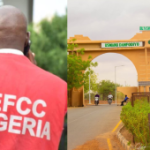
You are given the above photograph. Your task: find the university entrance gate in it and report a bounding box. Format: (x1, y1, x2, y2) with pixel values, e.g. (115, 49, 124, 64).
(68, 31, 150, 106)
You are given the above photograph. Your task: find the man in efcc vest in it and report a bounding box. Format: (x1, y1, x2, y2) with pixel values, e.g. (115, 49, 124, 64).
(0, 5, 67, 150)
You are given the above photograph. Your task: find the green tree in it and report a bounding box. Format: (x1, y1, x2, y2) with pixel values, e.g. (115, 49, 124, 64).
(97, 80, 122, 100)
(67, 39, 97, 90)
(84, 69, 98, 93)
(28, 13, 67, 81)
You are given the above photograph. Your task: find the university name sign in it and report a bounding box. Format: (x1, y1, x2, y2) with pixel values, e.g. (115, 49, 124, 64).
(102, 42, 143, 48)
(140, 26, 150, 31)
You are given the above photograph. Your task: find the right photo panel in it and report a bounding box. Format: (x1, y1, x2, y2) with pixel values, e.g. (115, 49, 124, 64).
(67, 0, 150, 149)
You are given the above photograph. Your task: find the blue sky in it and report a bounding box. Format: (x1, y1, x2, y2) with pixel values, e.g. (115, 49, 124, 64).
(33, 0, 67, 23)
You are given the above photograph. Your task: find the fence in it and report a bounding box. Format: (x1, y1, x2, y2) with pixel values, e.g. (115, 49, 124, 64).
(131, 92, 150, 107)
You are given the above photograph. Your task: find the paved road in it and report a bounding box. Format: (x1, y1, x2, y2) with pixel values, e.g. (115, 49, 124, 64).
(68, 104, 122, 150)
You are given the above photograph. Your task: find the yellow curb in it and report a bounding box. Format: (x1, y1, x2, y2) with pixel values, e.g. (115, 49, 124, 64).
(107, 138, 112, 150)
(112, 120, 122, 133)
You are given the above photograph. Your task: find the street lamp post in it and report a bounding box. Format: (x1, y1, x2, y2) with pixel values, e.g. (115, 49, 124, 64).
(89, 69, 91, 104)
(115, 65, 124, 105)
(89, 64, 91, 104)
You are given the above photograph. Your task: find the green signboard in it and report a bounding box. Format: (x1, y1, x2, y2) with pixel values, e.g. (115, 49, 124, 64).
(139, 26, 150, 31)
(101, 42, 143, 48)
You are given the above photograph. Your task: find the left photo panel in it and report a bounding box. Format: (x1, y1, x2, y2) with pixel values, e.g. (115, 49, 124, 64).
(0, 0, 67, 150)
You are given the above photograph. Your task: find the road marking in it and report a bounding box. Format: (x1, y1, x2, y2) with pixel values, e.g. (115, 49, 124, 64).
(112, 120, 122, 133)
(107, 138, 112, 150)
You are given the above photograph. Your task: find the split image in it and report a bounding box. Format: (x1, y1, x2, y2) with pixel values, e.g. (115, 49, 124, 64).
(0, 0, 150, 150)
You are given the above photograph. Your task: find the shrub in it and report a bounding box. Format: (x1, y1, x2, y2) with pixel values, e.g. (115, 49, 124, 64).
(120, 99, 150, 147)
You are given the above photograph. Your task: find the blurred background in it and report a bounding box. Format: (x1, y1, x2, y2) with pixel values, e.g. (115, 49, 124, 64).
(0, 0, 67, 149)
(0, 0, 67, 82)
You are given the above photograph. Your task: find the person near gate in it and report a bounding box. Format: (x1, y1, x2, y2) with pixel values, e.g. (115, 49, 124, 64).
(107, 92, 113, 100)
(0, 5, 67, 150)
(95, 93, 100, 105)
(121, 95, 129, 106)
(107, 92, 113, 105)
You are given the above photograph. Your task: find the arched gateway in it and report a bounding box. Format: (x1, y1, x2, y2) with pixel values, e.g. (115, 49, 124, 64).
(68, 31, 150, 107)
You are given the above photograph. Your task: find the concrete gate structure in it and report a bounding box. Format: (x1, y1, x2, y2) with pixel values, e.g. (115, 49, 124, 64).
(68, 31, 150, 107)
